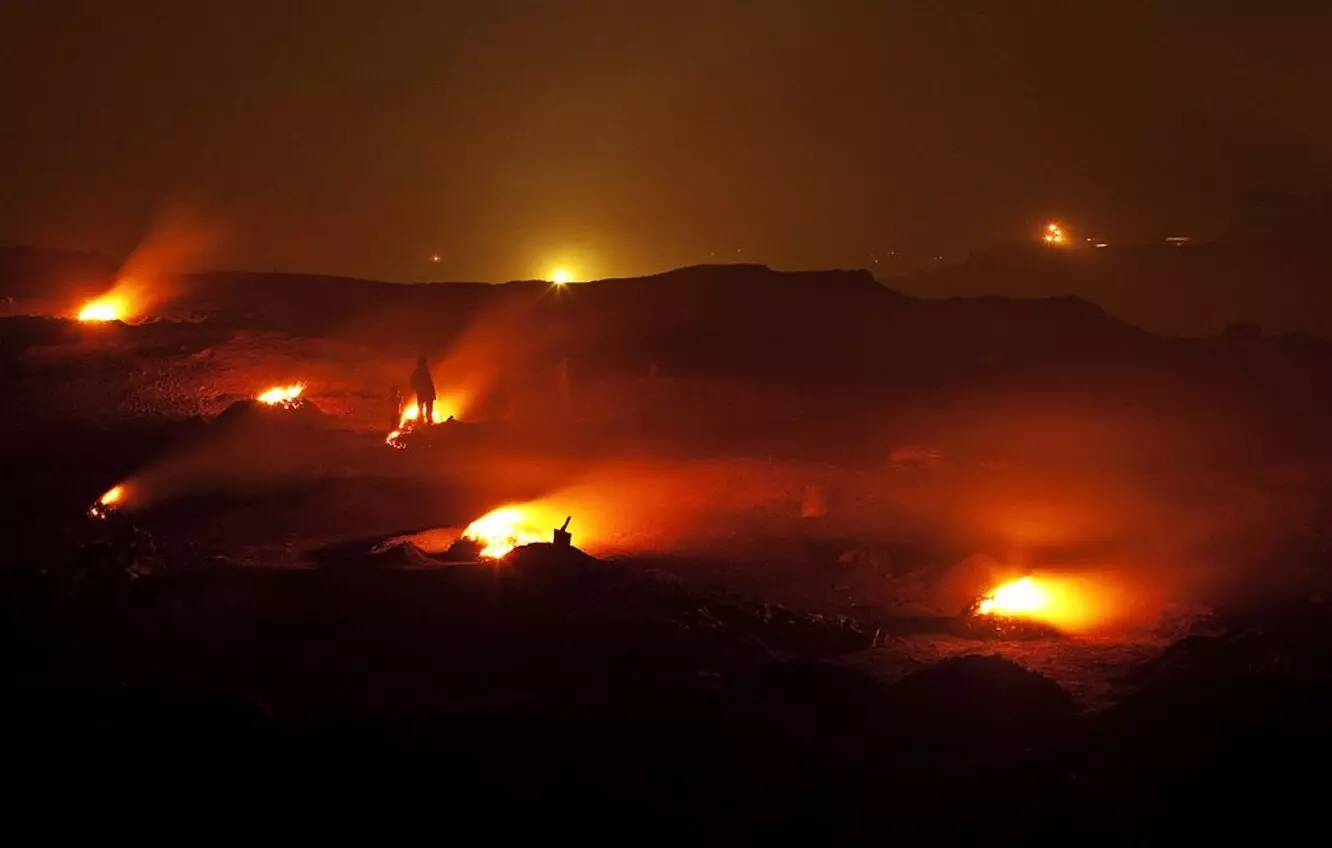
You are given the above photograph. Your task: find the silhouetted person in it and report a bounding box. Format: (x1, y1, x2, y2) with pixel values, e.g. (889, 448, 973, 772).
(389, 386, 403, 431)
(410, 356, 436, 424)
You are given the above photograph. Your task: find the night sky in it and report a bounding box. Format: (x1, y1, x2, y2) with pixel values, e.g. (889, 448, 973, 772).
(2, 1, 1330, 282)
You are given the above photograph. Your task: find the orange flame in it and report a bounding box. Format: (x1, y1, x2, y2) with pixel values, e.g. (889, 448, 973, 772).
(77, 295, 129, 322)
(76, 274, 151, 322)
(973, 573, 1124, 632)
(461, 506, 545, 559)
(976, 576, 1048, 616)
(256, 383, 305, 406)
(398, 396, 457, 427)
(386, 394, 461, 446)
(89, 484, 126, 519)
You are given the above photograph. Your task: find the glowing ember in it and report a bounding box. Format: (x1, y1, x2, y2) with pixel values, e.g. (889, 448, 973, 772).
(976, 576, 1049, 617)
(461, 506, 543, 559)
(78, 297, 126, 322)
(88, 485, 125, 519)
(256, 383, 306, 407)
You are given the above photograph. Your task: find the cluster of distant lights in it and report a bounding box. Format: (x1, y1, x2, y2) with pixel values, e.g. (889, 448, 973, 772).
(1042, 222, 1068, 246)
(1042, 222, 1112, 249)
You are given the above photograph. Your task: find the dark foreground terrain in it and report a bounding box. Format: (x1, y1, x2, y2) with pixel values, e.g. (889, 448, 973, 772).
(5, 523, 1332, 835)
(5, 260, 1332, 834)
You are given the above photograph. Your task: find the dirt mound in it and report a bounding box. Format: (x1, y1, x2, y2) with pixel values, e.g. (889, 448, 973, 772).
(365, 541, 441, 569)
(887, 654, 1077, 748)
(1129, 612, 1332, 687)
(1082, 675, 1332, 823)
(212, 397, 328, 429)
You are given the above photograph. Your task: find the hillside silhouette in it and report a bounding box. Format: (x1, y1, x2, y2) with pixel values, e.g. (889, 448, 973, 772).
(890, 197, 1332, 338)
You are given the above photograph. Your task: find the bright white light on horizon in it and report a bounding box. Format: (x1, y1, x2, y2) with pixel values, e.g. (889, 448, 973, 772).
(549, 268, 574, 285)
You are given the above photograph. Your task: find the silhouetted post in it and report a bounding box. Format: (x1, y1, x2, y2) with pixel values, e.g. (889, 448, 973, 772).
(553, 516, 572, 547)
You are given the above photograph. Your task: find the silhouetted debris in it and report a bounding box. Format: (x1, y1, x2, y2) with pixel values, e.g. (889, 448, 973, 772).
(677, 602, 871, 658)
(441, 535, 484, 561)
(67, 525, 166, 593)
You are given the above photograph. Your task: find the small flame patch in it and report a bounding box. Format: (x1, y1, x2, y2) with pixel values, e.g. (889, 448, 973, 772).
(88, 485, 125, 519)
(256, 383, 305, 407)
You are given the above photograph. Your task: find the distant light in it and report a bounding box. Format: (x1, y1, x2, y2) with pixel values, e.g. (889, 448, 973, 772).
(430, 254, 440, 262)
(1095, 242, 1108, 248)
(1042, 221, 1067, 246)
(549, 268, 574, 285)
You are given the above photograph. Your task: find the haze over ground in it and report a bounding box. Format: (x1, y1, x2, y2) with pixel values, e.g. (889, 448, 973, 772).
(6, 3, 1332, 832)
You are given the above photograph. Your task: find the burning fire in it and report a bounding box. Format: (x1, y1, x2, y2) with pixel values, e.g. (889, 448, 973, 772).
(386, 395, 459, 447)
(88, 485, 125, 519)
(78, 295, 128, 322)
(971, 572, 1120, 632)
(976, 576, 1048, 617)
(399, 397, 455, 427)
(256, 383, 306, 407)
(461, 506, 544, 559)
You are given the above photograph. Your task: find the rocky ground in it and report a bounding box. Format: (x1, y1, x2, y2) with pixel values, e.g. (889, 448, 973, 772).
(5, 313, 1332, 834)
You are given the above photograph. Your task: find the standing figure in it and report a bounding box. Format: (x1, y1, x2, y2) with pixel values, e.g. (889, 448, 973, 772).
(410, 356, 437, 424)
